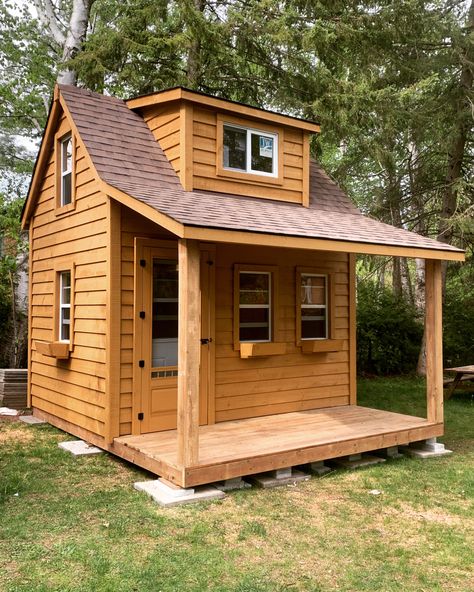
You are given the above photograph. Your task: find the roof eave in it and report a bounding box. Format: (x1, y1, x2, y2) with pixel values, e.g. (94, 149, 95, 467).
(126, 87, 320, 133)
(182, 225, 465, 261)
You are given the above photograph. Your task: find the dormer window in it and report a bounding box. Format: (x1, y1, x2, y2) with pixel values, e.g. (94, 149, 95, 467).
(223, 124, 278, 177)
(60, 135, 73, 206)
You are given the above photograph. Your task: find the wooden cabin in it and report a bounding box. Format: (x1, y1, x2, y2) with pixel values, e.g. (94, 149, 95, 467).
(21, 84, 464, 487)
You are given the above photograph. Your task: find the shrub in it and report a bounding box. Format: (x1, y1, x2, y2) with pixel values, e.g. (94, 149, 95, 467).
(357, 282, 423, 375)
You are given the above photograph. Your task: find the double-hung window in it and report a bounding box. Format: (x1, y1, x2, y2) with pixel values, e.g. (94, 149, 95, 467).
(223, 124, 278, 177)
(59, 271, 71, 342)
(238, 271, 272, 343)
(60, 135, 73, 206)
(299, 273, 328, 340)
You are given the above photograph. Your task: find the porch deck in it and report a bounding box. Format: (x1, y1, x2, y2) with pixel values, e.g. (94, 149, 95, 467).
(112, 405, 443, 487)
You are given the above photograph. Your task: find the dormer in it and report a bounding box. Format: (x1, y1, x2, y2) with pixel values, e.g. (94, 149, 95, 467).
(127, 88, 320, 206)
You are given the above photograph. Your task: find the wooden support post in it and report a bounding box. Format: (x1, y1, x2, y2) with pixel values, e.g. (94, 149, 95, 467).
(425, 259, 443, 424)
(177, 239, 201, 467)
(105, 198, 121, 443)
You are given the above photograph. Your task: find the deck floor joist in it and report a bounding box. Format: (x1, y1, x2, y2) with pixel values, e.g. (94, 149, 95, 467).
(112, 405, 443, 487)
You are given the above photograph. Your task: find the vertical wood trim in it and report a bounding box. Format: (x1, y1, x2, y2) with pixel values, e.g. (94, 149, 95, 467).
(105, 198, 121, 443)
(27, 225, 33, 408)
(349, 253, 357, 405)
(425, 259, 443, 424)
(177, 239, 201, 467)
(200, 244, 216, 424)
(180, 102, 194, 191)
(302, 132, 310, 207)
(132, 238, 144, 435)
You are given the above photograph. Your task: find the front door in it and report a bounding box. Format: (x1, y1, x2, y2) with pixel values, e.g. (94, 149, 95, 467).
(134, 239, 212, 434)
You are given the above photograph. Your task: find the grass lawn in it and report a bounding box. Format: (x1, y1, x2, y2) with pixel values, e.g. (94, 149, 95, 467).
(1, 377, 473, 592)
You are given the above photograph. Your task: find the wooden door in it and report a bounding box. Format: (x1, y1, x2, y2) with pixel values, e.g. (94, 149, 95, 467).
(133, 240, 211, 434)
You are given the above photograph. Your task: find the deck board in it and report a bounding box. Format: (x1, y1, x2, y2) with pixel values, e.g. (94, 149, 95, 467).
(112, 405, 441, 486)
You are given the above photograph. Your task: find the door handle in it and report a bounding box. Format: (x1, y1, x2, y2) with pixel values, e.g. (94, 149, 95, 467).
(200, 338, 212, 345)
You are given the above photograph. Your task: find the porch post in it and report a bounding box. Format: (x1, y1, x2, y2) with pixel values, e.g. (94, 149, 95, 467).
(177, 238, 201, 467)
(425, 259, 443, 425)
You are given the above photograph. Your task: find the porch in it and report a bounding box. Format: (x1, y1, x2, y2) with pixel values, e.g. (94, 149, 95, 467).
(112, 405, 442, 487)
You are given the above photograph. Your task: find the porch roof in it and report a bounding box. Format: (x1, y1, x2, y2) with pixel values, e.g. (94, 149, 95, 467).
(59, 85, 463, 260)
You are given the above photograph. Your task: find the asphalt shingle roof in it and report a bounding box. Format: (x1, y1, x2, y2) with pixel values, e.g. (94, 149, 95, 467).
(59, 84, 462, 255)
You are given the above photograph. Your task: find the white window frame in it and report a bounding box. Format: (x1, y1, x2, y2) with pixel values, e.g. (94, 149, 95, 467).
(59, 271, 71, 342)
(300, 273, 328, 340)
(223, 123, 278, 178)
(239, 270, 272, 343)
(60, 135, 73, 207)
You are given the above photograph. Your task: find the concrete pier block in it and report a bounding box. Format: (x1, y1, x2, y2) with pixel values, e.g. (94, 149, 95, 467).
(247, 468, 310, 489)
(307, 461, 332, 476)
(401, 438, 453, 459)
(214, 477, 251, 491)
(58, 440, 103, 456)
(329, 453, 386, 470)
(134, 479, 226, 507)
(19, 415, 47, 425)
(375, 446, 404, 459)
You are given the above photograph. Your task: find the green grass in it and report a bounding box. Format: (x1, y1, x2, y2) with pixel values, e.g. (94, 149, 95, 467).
(1, 378, 473, 592)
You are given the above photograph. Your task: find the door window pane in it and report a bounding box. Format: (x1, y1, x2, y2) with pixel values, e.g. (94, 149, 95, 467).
(152, 259, 178, 367)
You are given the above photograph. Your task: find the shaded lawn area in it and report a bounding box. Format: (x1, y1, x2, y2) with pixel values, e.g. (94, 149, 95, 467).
(1, 377, 473, 592)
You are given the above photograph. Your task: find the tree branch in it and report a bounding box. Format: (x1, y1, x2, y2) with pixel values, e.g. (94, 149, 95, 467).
(32, 0, 66, 47)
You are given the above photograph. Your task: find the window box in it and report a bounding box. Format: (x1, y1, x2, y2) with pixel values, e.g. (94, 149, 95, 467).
(301, 339, 344, 354)
(35, 340, 70, 359)
(240, 342, 286, 358)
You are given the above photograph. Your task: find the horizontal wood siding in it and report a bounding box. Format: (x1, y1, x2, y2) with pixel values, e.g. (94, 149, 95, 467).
(143, 104, 181, 175)
(215, 244, 350, 422)
(30, 113, 107, 437)
(193, 107, 305, 203)
(119, 207, 176, 435)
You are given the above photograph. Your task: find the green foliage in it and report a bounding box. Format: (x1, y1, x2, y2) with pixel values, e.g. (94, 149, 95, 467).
(443, 262, 474, 367)
(357, 281, 423, 375)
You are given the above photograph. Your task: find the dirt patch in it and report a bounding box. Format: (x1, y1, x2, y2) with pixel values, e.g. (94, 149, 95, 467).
(0, 426, 34, 445)
(387, 502, 463, 527)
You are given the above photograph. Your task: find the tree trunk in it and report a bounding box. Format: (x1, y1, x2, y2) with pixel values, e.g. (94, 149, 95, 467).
(58, 1, 95, 85)
(34, 0, 95, 86)
(437, 0, 474, 289)
(187, 0, 206, 88)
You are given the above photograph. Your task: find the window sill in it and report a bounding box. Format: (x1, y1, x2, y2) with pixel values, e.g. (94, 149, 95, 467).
(217, 166, 284, 186)
(35, 340, 71, 359)
(300, 339, 344, 354)
(240, 342, 286, 358)
(55, 202, 75, 217)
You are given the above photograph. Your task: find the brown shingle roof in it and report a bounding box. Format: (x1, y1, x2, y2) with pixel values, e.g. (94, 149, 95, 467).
(59, 84, 463, 255)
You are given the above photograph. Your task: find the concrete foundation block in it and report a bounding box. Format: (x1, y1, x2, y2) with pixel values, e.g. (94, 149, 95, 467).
(375, 446, 404, 459)
(19, 415, 47, 425)
(134, 480, 226, 507)
(401, 438, 453, 459)
(329, 454, 386, 470)
(0, 407, 21, 421)
(214, 477, 251, 491)
(247, 468, 310, 489)
(58, 440, 104, 456)
(307, 461, 333, 476)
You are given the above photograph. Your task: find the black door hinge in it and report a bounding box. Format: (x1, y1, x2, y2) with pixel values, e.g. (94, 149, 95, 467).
(138, 412, 144, 421)
(140, 259, 146, 267)
(139, 311, 145, 319)
(206, 260, 214, 266)
(138, 360, 145, 368)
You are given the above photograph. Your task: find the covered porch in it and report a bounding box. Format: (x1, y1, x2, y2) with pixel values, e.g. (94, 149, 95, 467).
(112, 405, 442, 487)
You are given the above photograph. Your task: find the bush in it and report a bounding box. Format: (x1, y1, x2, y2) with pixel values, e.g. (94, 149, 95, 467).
(357, 282, 423, 375)
(443, 264, 474, 368)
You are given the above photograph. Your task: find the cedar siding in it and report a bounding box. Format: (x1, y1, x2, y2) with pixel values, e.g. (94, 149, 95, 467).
(214, 244, 350, 422)
(30, 112, 108, 438)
